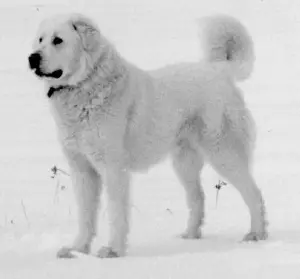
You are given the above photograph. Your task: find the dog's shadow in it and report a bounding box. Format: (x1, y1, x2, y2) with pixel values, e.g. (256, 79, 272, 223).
(129, 230, 300, 258)
(128, 233, 260, 258)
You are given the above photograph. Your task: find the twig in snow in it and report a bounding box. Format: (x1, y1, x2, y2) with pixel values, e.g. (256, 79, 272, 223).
(215, 180, 227, 207)
(21, 199, 30, 228)
(53, 179, 61, 204)
(51, 165, 70, 204)
(51, 165, 70, 178)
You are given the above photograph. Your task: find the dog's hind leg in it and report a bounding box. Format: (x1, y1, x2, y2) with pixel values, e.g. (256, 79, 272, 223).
(202, 122, 268, 241)
(172, 137, 205, 239)
(57, 150, 102, 258)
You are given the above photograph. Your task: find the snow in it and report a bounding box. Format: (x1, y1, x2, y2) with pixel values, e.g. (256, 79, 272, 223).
(1, 0, 300, 278)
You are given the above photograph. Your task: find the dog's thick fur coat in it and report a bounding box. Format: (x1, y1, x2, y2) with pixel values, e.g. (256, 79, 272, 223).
(29, 13, 267, 258)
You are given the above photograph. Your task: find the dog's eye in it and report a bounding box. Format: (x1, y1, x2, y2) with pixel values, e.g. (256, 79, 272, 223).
(39, 37, 43, 43)
(52, 37, 63, 46)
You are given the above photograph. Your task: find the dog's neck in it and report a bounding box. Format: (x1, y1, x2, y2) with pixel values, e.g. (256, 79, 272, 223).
(47, 45, 126, 99)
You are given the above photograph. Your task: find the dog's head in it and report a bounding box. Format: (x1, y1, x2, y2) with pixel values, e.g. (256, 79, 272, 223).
(28, 13, 104, 87)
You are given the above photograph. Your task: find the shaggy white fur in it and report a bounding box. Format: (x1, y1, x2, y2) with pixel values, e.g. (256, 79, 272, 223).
(28, 13, 267, 258)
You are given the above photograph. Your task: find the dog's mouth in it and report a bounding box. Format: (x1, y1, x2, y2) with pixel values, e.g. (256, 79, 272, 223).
(34, 68, 63, 79)
(28, 52, 63, 79)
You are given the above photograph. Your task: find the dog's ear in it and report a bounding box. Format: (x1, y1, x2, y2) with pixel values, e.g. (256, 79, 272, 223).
(70, 14, 101, 55)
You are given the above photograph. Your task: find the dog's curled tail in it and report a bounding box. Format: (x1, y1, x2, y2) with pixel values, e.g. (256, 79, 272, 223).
(199, 14, 254, 81)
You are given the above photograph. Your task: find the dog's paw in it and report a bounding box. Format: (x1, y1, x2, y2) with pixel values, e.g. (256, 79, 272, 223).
(97, 246, 120, 258)
(56, 247, 77, 258)
(180, 230, 202, 239)
(243, 231, 268, 242)
(56, 244, 90, 259)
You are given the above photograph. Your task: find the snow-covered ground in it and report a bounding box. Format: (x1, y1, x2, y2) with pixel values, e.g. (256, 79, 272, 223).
(1, 0, 300, 278)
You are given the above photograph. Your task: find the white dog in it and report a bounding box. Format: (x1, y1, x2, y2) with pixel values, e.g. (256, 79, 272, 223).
(28, 13, 267, 258)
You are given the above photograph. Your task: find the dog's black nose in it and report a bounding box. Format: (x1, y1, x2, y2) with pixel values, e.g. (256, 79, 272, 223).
(28, 52, 41, 69)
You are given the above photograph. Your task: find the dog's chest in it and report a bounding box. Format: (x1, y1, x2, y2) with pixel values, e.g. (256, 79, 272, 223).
(50, 91, 115, 154)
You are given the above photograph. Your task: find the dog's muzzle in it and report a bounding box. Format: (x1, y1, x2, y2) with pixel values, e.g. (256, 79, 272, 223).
(28, 52, 63, 79)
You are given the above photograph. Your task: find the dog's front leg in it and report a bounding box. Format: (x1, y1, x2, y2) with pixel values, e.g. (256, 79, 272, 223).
(97, 166, 131, 258)
(57, 151, 102, 258)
